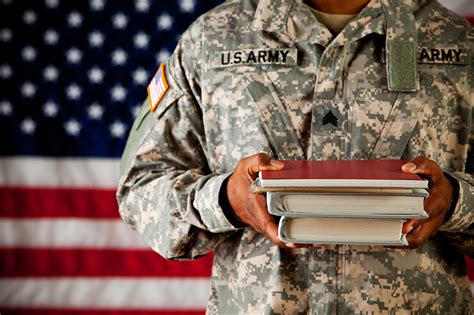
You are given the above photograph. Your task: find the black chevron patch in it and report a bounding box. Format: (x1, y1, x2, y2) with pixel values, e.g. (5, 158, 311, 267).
(322, 110, 338, 127)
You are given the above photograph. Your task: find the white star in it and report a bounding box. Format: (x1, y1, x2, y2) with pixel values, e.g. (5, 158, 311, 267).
(135, 0, 150, 12)
(22, 46, 37, 62)
(179, 0, 195, 13)
(157, 13, 173, 30)
(132, 67, 148, 85)
(43, 101, 59, 117)
(157, 49, 170, 64)
(66, 47, 82, 64)
(1, 28, 12, 42)
(21, 118, 37, 134)
(113, 13, 128, 29)
(68, 11, 83, 27)
(111, 85, 127, 102)
(90, 0, 105, 11)
(44, 65, 59, 81)
(110, 120, 127, 138)
(64, 119, 81, 136)
(0, 64, 12, 79)
(45, 0, 59, 8)
(21, 82, 36, 98)
(66, 83, 82, 100)
(23, 10, 37, 24)
(89, 31, 104, 47)
(133, 32, 149, 49)
(44, 29, 59, 45)
(88, 67, 104, 83)
(131, 104, 141, 117)
(111, 49, 127, 65)
(0, 101, 13, 116)
(87, 103, 104, 120)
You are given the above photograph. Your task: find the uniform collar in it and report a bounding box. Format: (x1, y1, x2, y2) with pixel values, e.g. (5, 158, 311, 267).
(252, 0, 385, 47)
(251, 0, 420, 91)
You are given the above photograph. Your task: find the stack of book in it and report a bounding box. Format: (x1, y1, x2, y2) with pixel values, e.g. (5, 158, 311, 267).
(252, 160, 429, 246)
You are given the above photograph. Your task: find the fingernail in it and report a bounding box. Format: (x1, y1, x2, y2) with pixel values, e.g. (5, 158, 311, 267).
(270, 160, 284, 168)
(406, 225, 414, 233)
(404, 162, 417, 172)
(286, 242, 297, 248)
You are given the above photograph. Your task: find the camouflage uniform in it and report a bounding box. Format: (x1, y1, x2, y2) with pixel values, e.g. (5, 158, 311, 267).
(117, 0, 474, 313)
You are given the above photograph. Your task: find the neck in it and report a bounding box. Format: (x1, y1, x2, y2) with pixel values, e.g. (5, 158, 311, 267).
(303, 0, 370, 14)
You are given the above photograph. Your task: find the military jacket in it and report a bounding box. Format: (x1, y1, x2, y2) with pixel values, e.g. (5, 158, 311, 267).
(117, 0, 474, 313)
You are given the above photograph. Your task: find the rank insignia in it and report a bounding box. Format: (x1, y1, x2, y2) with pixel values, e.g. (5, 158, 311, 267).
(322, 110, 338, 127)
(147, 64, 169, 112)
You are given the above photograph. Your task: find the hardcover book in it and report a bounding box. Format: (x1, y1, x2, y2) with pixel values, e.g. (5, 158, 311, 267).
(258, 159, 429, 189)
(267, 189, 428, 219)
(278, 217, 408, 246)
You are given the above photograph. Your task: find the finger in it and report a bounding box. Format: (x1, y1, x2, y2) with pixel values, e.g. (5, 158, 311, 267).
(401, 157, 443, 182)
(262, 217, 287, 248)
(259, 159, 285, 171)
(402, 219, 418, 234)
(405, 219, 439, 249)
(248, 153, 283, 174)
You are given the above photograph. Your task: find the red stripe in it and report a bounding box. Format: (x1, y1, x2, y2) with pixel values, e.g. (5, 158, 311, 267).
(0, 187, 119, 218)
(467, 16, 474, 25)
(0, 248, 213, 278)
(0, 309, 204, 315)
(466, 256, 474, 281)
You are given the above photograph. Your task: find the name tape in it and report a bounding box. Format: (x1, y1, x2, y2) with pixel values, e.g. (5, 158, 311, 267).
(418, 46, 470, 65)
(210, 48, 298, 68)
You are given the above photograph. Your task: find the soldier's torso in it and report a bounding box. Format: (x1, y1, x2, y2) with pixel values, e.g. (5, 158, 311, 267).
(188, 0, 473, 313)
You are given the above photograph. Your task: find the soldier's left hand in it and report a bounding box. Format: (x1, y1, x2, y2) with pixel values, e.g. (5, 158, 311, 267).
(400, 156, 453, 249)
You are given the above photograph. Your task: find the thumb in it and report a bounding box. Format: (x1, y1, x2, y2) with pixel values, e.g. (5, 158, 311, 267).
(248, 153, 284, 174)
(401, 162, 417, 174)
(260, 159, 285, 171)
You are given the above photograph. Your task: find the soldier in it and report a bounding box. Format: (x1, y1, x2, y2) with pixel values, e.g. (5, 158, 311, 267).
(117, 0, 473, 313)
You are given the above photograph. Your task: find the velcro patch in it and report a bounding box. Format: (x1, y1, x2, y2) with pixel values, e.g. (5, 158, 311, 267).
(147, 64, 169, 112)
(210, 48, 298, 68)
(418, 46, 470, 65)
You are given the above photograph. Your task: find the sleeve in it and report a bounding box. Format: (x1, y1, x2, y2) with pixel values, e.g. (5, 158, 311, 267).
(437, 28, 474, 257)
(116, 22, 242, 260)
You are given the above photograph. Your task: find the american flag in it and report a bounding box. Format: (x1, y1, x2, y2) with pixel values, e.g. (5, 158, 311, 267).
(0, 0, 472, 314)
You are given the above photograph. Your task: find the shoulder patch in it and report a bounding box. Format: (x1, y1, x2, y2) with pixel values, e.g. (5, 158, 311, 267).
(417, 46, 470, 65)
(210, 48, 298, 68)
(147, 64, 169, 112)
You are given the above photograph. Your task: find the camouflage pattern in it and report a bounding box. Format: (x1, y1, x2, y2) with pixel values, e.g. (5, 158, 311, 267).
(117, 0, 474, 313)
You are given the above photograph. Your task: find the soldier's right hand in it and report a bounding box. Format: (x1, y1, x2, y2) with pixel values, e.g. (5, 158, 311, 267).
(226, 153, 299, 248)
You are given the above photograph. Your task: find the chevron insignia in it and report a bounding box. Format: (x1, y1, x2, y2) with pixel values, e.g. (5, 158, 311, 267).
(322, 110, 338, 127)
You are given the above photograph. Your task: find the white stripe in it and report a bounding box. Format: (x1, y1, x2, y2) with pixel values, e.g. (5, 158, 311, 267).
(0, 278, 210, 309)
(150, 84, 158, 104)
(159, 80, 166, 92)
(439, 0, 474, 15)
(0, 219, 148, 248)
(0, 157, 119, 188)
(156, 81, 164, 94)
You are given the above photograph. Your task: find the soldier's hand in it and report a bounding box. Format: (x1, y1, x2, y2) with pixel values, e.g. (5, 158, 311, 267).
(226, 153, 299, 248)
(401, 157, 453, 249)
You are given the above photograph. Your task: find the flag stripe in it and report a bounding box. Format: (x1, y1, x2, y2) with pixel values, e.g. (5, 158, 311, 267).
(0, 187, 118, 218)
(0, 248, 213, 278)
(0, 219, 148, 248)
(0, 278, 210, 309)
(0, 309, 204, 315)
(0, 158, 119, 188)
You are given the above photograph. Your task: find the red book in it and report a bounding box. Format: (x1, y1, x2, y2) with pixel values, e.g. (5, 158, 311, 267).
(259, 160, 429, 189)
